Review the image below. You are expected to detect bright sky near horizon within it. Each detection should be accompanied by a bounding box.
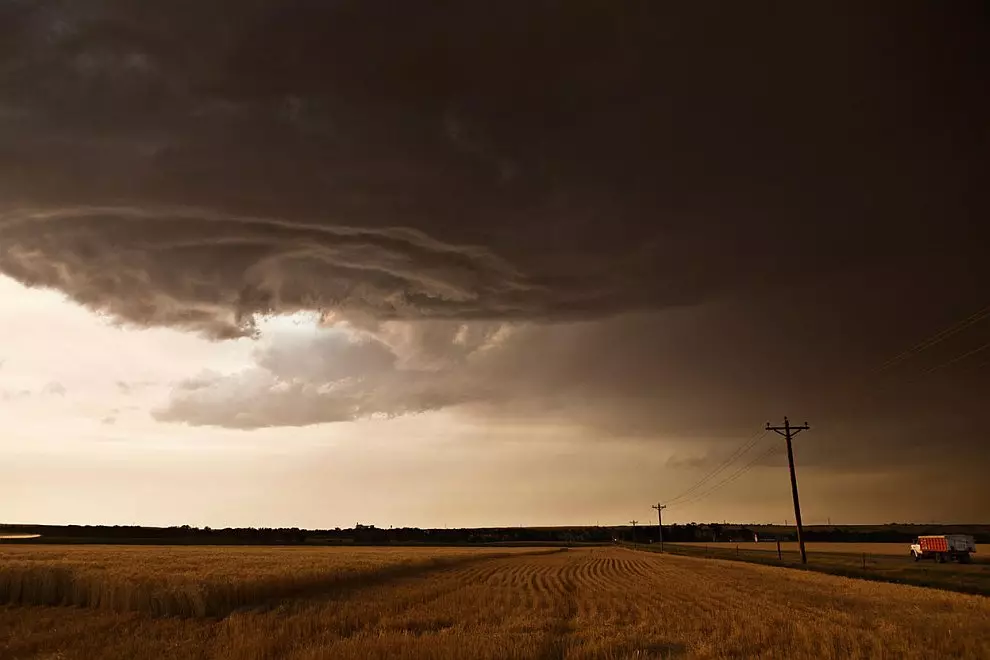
[2,274,984,529]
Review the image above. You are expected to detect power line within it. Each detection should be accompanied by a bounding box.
[679,444,780,505]
[923,340,990,374]
[673,442,782,508]
[873,303,990,374]
[662,306,987,527]
[664,429,767,505]
[819,303,990,418]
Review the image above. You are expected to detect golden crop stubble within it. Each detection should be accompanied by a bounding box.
[0,545,538,617]
[2,546,990,659]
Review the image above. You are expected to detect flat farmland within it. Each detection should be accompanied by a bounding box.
[2,546,990,659]
[0,545,540,617]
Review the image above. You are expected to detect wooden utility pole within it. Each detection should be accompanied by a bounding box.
[651,503,667,552]
[766,417,811,564]
[629,520,639,544]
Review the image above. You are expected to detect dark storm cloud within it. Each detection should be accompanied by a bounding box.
[2,0,988,501]
[0,205,534,337]
[155,286,990,476]
[1,2,986,335]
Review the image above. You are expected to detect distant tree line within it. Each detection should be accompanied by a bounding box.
[650,523,990,544]
[0,523,615,545]
[2,522,987,545]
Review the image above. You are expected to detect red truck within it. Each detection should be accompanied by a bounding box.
[910,535,976,563]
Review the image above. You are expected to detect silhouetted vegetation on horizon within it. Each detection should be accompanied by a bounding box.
[2,522,988,545]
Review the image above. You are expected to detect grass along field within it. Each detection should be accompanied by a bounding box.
[2,545,990,659]
[673,542,988,557]
[660,542,990,596]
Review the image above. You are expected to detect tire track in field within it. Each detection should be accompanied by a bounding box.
[450,555,538,623]
[607,558,638,592]
[569,552,596,588]
[580,555,603,589]
[445,562,494,585]
[443,551,565,612]
[605,555,643,590]
[525,552,580,660]
[303,549,660,652]
[573,556,609,621]
[587,553,651,627]
[607,557,645,586]
[290,575,471,639]
[531,565,553,607]
[588,555,626,591]
[506,559,532,589]
[618,555,663,584]
[497,557,530,588]
[524,550,667,655]
[290,552,552,601]
[524,560,545,609]
[290,551,561,640]
[585,551,680,628]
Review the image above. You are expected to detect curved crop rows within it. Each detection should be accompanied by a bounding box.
[2,546,990,659]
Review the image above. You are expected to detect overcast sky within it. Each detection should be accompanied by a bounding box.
[1,2,988,528]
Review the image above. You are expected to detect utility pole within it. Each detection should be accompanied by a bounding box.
[629,520,639,544]
[651,503,667,552]
[766,416,811,564]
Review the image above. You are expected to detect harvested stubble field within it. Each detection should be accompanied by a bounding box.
[2,545,990,659]
[0,545,536,617]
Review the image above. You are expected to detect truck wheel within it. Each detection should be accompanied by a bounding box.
[936,553,945,564]
[960,553,972,564]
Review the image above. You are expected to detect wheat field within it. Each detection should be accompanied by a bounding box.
[0,545,539,617]
[2,545,989,659]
